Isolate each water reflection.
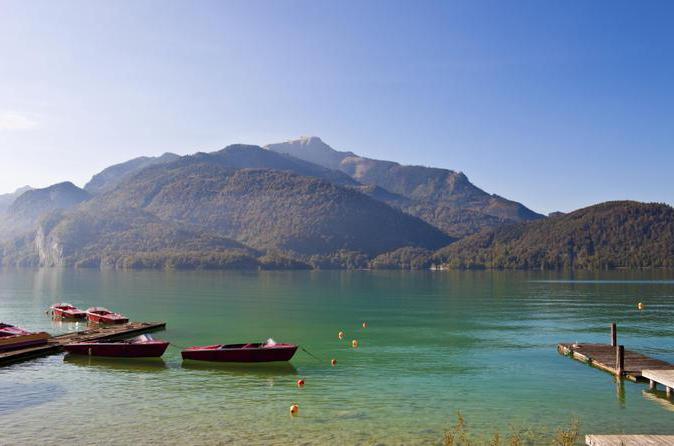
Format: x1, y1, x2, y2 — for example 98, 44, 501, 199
641, 390, 674, 412
63, 354, 168, 372
181, 360, 298, 377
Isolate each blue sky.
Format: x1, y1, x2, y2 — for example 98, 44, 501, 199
0, 0, 672, 213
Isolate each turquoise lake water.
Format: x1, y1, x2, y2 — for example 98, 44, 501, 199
1, 269, 674, 445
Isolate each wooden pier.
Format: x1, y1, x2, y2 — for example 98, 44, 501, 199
0, 321, 166, 367
557, 343, 674, 381
558, 323, 674, 382
643, 369, 674, 398
586, 434, 674, 445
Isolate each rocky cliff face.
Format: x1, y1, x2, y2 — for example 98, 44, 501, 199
35, 219, 65, 266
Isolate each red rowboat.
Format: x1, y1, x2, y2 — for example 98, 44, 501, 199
50, 303, 87, 320
0, 323, 50, 351
0, 323, 31, 337
86, 307, 129, 324
181, 340, 298, 363
63, 334, 169, 358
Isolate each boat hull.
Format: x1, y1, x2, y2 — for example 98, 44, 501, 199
53, 308, 87, 320
0, 332, 50, 351
181, 344, 298, 363
64, 341, 169, 358
86, 314, 129, 324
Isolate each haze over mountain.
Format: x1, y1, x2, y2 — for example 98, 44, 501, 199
84, 152, 180, 194
266, 137, 543, 237
0, 186, 32, 214
0, 182, 89, 241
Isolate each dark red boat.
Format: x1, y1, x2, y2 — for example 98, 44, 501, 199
0, 323, 49, 351
63, 334, 169, 358
86, 307, 129, 324
50, 303, 87, 320
181, 340, 298, 363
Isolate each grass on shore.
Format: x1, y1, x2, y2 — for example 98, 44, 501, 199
443, 412, 581, 446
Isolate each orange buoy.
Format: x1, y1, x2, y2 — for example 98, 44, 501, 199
362, 322, 368, 328
331, 358, 337, 366
637, 302, 646, 310
290, 404, 300, 415
297, 379, 305, 388
338, 331, 345, 340
352, 339, 359, 348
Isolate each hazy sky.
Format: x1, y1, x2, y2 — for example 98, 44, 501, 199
1, 1, 672, 213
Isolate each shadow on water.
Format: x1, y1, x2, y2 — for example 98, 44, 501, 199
63, 354, 168, 372
181, 360, 298, 376
0, 382, 64, 415
642, 390, 674, 412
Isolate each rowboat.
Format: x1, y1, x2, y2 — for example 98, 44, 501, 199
86, 307, 129, 324
50, 303, 87, 320
181, 340, 298, 363
0, 323, 50, 351
63, 334, 169, 358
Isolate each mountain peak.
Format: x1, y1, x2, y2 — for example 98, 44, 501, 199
265, 136, 353, 170
295, 135, 325, 145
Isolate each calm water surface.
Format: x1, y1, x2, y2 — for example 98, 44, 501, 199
1, 269, 674, 445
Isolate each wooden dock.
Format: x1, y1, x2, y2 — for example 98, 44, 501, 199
558, 322, 674, 382
0, 321, 166, 367
586, 434, 674, 445
557, 343, 674, 381
643, 369, 674, 398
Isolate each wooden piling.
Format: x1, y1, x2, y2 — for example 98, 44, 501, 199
610, 323, 617, 347
616, 345, 624, 377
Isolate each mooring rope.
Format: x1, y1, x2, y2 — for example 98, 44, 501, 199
300, 346, 323, 362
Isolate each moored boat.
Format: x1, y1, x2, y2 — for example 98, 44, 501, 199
63, 334, 169, 358
0, 323, 50, 351
86, 307, 129, 324
181, 340, 298, 363
50, 303, 87, 320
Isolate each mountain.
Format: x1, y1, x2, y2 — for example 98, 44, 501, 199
0, 182, 90, 241
0, 186, 32, 214
266, 137, 544, 237
84, 152, 180, 194
0, 145, 452, 269
206, 144, 358, 186
265, 136, 355, 170
95, 148, 452, 257
434, 201, 674, 270
29, 204, 259, 269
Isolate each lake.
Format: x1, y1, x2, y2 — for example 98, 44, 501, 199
1, 269, 674, 445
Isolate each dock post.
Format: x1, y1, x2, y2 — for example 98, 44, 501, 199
650, 379, 657, 390
611, 323, 617, 347
616, 345, 624, 376
667, 387, 673, 399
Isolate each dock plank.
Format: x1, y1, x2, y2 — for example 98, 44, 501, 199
558, 343, 674, 381
0, 321, 166, 366
642, 369, 674, 389
586, 435, 674, 446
